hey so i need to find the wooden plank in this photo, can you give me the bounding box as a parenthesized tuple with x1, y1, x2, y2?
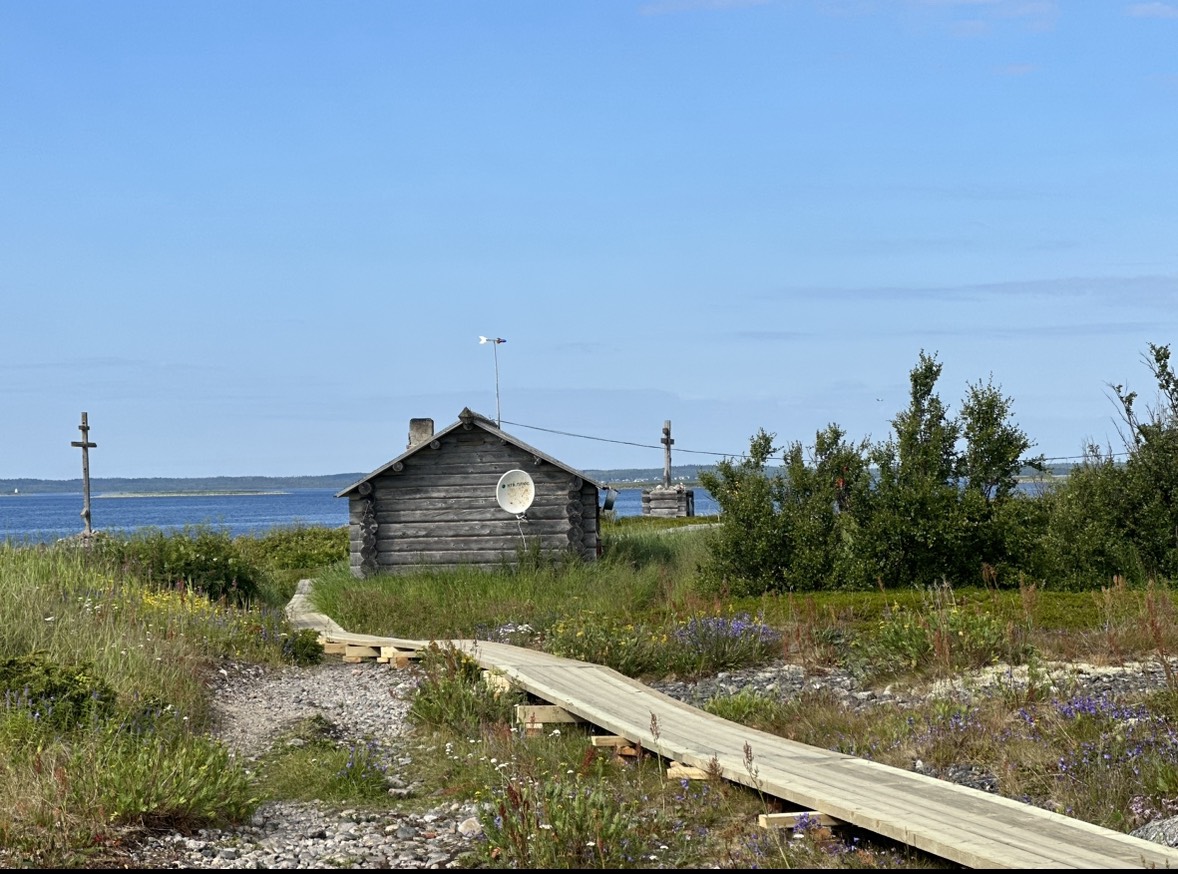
(515, 704, 583, 725)
(759, 812, 842, 830)
(590, 735, 632, 748)
(288, 620, 1178, 870)
(378, 645, 420, 660)
(667, 761, 710, 780)
(452, 642, 1178, 870)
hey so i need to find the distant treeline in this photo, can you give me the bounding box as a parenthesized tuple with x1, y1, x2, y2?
(0, 474, 366, 495)
(4, 459, 1079, 496)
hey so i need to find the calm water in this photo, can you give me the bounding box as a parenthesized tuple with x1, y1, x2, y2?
(0, 487, 718, 544)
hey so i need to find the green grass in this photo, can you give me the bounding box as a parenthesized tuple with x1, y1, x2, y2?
(6, 520, 1178, 867)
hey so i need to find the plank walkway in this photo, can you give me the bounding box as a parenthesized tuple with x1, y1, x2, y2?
(286, 581, 1178, 869)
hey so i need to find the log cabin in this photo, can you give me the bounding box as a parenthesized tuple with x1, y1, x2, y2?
(337, 408, 602, 577)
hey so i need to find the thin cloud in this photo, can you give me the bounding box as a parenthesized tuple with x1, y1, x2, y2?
(908, 0, 1058, 33)
(1127, 2, 1178, 18)
(639, 0, 771, 14)
(763, 275, 1178, 305)
(896, 321, 1164, 340)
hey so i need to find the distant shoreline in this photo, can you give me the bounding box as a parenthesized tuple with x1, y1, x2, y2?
(97, 490, 288, 498)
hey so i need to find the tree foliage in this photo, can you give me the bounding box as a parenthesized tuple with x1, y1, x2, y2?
(1045, 343, 1178, 587)
(702, 350, 1046, 593)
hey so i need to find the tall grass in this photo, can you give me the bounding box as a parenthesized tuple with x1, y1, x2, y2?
(0, 538, 312, 867)
(310, 522, 713, 642)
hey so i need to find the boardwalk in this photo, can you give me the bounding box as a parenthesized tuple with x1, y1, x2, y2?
(287, 581, 1178, 869)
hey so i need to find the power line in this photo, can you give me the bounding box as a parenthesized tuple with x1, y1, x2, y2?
(498, 419, 743, 459)
(498, 419, 1131, 467)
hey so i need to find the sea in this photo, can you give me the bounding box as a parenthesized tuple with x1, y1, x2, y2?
(0, 487, 719, 545)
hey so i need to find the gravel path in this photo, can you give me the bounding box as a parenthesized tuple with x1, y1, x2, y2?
(121, 659, 483, 869)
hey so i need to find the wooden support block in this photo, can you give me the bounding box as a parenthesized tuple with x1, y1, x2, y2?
(344, 644, 380, 660)
(667, 761, 711, 780)
(379, 646, 420, 661)
(758, 812, 842, 830)
(515, 704, 582, 726)
(589, 736, 640, 757)
(322, 642, 347, 655)
(590, 735, 630, 748)
(483, 670, 513, 694)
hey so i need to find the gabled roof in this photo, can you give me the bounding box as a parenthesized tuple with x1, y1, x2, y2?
(336, 407, 604, 497)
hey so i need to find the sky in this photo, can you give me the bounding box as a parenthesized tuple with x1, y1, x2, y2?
(3, 0, 1178, 480)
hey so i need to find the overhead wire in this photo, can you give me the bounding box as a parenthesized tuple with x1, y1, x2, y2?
(497, 418, 1127, 467)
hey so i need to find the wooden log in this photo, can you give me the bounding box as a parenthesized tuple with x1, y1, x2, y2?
(515, 704, 583, 725)
(590, 736, 632, 748)
(374, 504, 574, 524)
(758, 812, 843, 830)
(667, 761, 711, 780)
(345, 644, 380, 660)
(375, 538, 573, 558)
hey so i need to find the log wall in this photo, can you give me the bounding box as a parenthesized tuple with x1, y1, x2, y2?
(347, 428, 599, 576)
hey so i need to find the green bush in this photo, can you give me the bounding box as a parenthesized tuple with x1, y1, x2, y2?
(543, 612, 781, 680)
(700, 352, 1043, 594)
(849, 587, 1030, 681)
(282, 628, 324, 666)
(408, 644, 523, 735)
(477, 767, 642, 869)
(236, 525, 348, 571)
(87, 717, 257, 829)
(94, 526, 262, 604)
(0, 654, 116, 730)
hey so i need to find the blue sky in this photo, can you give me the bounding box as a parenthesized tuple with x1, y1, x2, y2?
(2, 0, 1177, 479)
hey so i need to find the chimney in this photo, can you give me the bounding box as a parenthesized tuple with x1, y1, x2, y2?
(408, 418, 434, 449)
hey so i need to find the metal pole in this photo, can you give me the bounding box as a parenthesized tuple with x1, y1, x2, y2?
(493, 340, 501, 427)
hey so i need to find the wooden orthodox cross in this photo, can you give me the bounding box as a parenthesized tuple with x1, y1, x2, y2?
(71, 412, 97, 537)
(661, 420, 673, 488)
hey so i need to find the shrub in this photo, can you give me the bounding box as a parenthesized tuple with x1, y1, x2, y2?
(849, 585, 1030, 681)
(477, 767, 643, 868)
(282, 628, 324, 666)
(95, 526, 262, 604)
(543, 611, 781, 680)
(408, 644, 523, 735)
(236, 525, 348, 571)
(86, 717, 257, 830)
(0, 654, 116, 730)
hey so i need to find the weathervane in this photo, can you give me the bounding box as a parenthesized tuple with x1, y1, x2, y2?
(478, 336, 506, 427)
